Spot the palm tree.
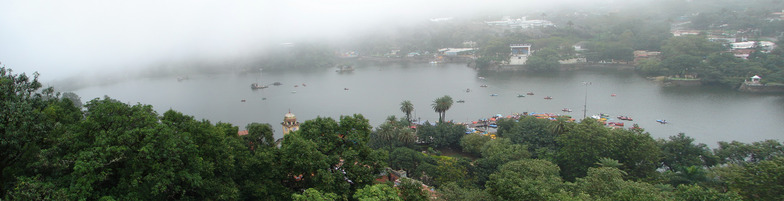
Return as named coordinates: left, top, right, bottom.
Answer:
left=431, top=95, right=453, bottom=123
left=400, top=100, right=414, bottom=122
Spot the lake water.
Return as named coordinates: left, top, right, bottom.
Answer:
left=74, top=63, right=784, bottom=146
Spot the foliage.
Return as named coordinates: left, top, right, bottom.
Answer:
left=416, top=122, right=465, bottom=149
left=431, top=96, right=453, bottom=123
left=721, top=156, right=784, bottom=200
left=353, top=183, right=402, bottom=201
left=525, top=48, right=561, bottom=71
left=658, top=133, right=718, bottom=171
left=281, top=115, right=387, bottom=198
left=485, top=159, right=565, bottom=201
left=459, top=134, right=491, bottom=156
left=400, top=100, right=414, bottom=122
left=397, top=178, right=430, bottom=201
left=292, top=188, right=339, bottom=201
left=369, top=116, right=416, bottom=149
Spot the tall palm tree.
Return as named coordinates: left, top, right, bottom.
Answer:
left=400, top=100, right=414, bottom=122
left=431, top=95, right=453, bottom=123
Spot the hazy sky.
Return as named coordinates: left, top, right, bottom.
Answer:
left=1, top=0, right=588, bottom=81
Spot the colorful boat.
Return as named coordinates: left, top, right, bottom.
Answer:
left=544, top=96, right=553, bottom=100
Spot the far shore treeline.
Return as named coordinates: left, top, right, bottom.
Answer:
left=3, top=66, right=783, bottom=200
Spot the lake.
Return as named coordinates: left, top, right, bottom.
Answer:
left=74, top=63, right=784, bottom=146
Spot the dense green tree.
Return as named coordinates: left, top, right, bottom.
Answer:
left=370, top=116, right=416, bottom=149
left=674, top=184, right=742, bottom=201
left=1, top=67, right=58, bottom=196
left=292, top=188, right=339, bottom=201
left=605, top=128, right=661, bottom=180
left=485, top=159, right=565, bottom=201
left=496, top=116, right=557, bottom=159
left=416, top=122, right=464, bottom=149
left=722, top=156, right=784, bottom=200
left=280, top=115, right=387, bottom=198
left=658, top=133, right=718, bottom=171
left=556, top=118, right=610, bottom=181
left=574, top=167, right=672, bottom=200
left=459, top=134, right=491, bottom=156
left=431, top=96, right=453, bottom=123
left=398, top=177, right=430, bottom=201
left=526, top=48, right=561, bottom=71
left=353, top=183, right=402, bottom=201
left=714, top=140, right=784, bottom=164
left=437, top=182, right=497, bottom=201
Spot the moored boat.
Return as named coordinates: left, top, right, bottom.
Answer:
left=544, top=96, right=553, bottom=100
left=527, top=92, right=534, bottom=95
left=517, top=94, right=525, bottom=97
left=251, top=83, right=268, bottom=89
left=562, top=108, right=572, bottom=112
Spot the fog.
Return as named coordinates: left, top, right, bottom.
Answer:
left=0, top=0, right=652, bottom=83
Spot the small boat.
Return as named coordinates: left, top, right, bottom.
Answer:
left=251, top=83, right=268, bottom=89
left=429, top=61, right=439, bottom=64
left=517, top=94, right=525, bottom=97
left=656, top=119, right=668, bottom=124
left=526, top=92, right=534, bottom=95
left=294, top=85, right=299, bottom=87
left=456, top=100, right=465, bottom=103
left=611, top=93, right=617, bottom=97
left=490, top=94, right=499, bottom=96
left=241, top=99, right=246, bottom=102
left=478, top=76, right=485, bottom=80
left=262, top=98, right=267, bottom=100
left=336, top=65, right=355, bottom=72
left=272, top=82, right=282, bottom=86
left=480, top=85, right=488, bottom=87
left=302, top=83, right=307, bottom=87
left=562, top=108, right=572, bottom=112
left=609, top=122, right=624, bottom=126
left=544, top=96, right=553, bottom=100
left=344, top=88, right=349, bottom=90
left=291, top=91, right=297, bottom=93
left=466, top=88, right=471, bottom=92
left=617, top=116, right=633, bottom=121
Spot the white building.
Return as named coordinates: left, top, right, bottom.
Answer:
left=509, top=44, right=532, bottom=65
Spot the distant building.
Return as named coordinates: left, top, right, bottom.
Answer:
left=509, top=44, right=532, bottom=65
left=633, top=50, right=661, bottom=63
left=438, top=48, right=476, bottom=57
left=485, top=16, right=555, bottom=29
left=671, top=30, right=701, bottom=36
left=281, top=111, right=300, bottom=135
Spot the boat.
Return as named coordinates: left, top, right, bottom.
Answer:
left=272, top=82, right=282, bottom=86
left=336, top=65, right=355, bottom=72
left=544, top=96, right=553, bottom=100
left=490, top=94, right=499, bottom=96
left=291, top=91, right=297, bottom=94
left=241, top=99, right=246, bottom=102
left=478, top=76, right=485, bottom=80
left=429, top=61, right=439, bottom=64
left=344, top=88, right=349, bottom=90
left=562, top=108, right=572, bottom=112
left=250, top=83, right=268, bottom=89
left=526, top=92, right=534, bottom=95
left=466, top=88, right=471, bottom=92
left=656, top=119, right=668, bottom=124
left=611, top=93, right=617, bottom=97
left=456, top=100, right=465, bottom=103
left=480, top=85, right=488, bottom=87
left=294, top=85, right=299, bottom=87
left=517, top=94, right=525, bottom=97
left=250, top=68, right=268, bottom=89
left=617, top=116, right=633, bottom=121
left=608, top=122, right=624, bottom=126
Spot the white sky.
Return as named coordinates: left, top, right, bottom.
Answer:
left=0, top=0, right=590, bottom=81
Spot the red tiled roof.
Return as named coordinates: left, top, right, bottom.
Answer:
left=238, top=130, right=249, bottom=136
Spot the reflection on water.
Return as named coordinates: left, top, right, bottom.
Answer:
left=74, top=63, right=784, bottom=146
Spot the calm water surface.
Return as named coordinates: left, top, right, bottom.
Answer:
left=75, top=63, right=784, bottom=146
